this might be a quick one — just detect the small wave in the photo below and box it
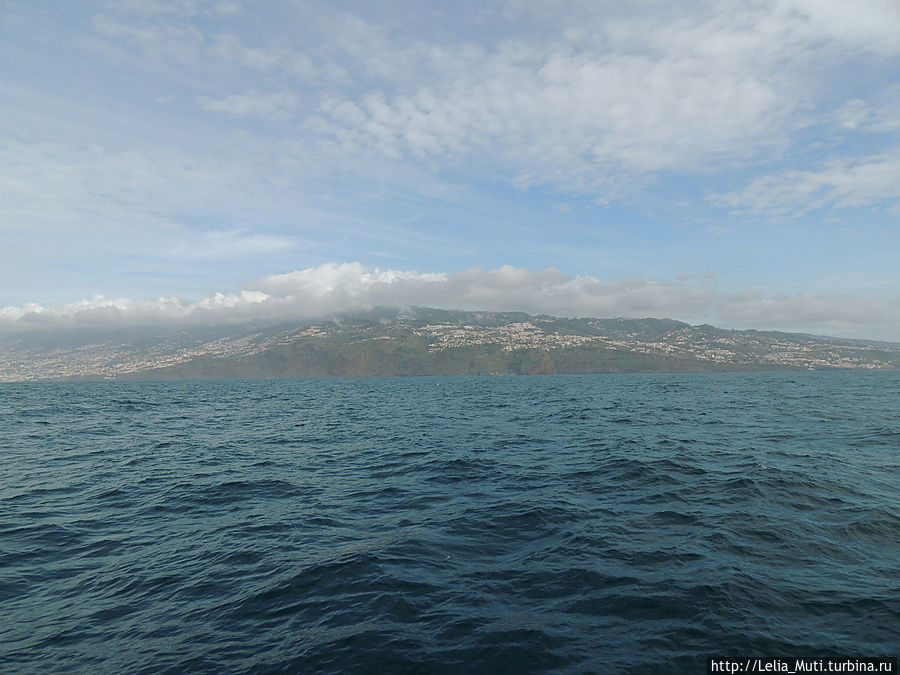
[3,371,898,673]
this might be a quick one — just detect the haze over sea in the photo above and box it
[2,372,898,673]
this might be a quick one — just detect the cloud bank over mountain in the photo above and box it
[2,264,897,341]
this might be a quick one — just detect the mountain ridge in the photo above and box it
[2,307,898,382]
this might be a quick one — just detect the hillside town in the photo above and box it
[1,312,897,381]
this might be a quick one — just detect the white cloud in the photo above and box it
[0,133,323,237]
[91,13,206,64]
[169,229,297,258]
[712,150,900,216]
[0,290,271,329]
[2,263,898,340]
[314,26,792,184]
[308,0,900,192]
[716,288,900,332]
[777,0,900,56]
[88,0,900,196]
[198,91,296,119]
[832,91,900,134]
[507,0,900,56]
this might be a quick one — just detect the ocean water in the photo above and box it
[1,372,898,673]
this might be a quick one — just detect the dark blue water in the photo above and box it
[2,372,898,673]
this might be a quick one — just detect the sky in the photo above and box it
[2,0,899,339]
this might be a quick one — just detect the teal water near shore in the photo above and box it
[2,372,898,673]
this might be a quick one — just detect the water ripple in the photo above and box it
[2,372,898,673]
